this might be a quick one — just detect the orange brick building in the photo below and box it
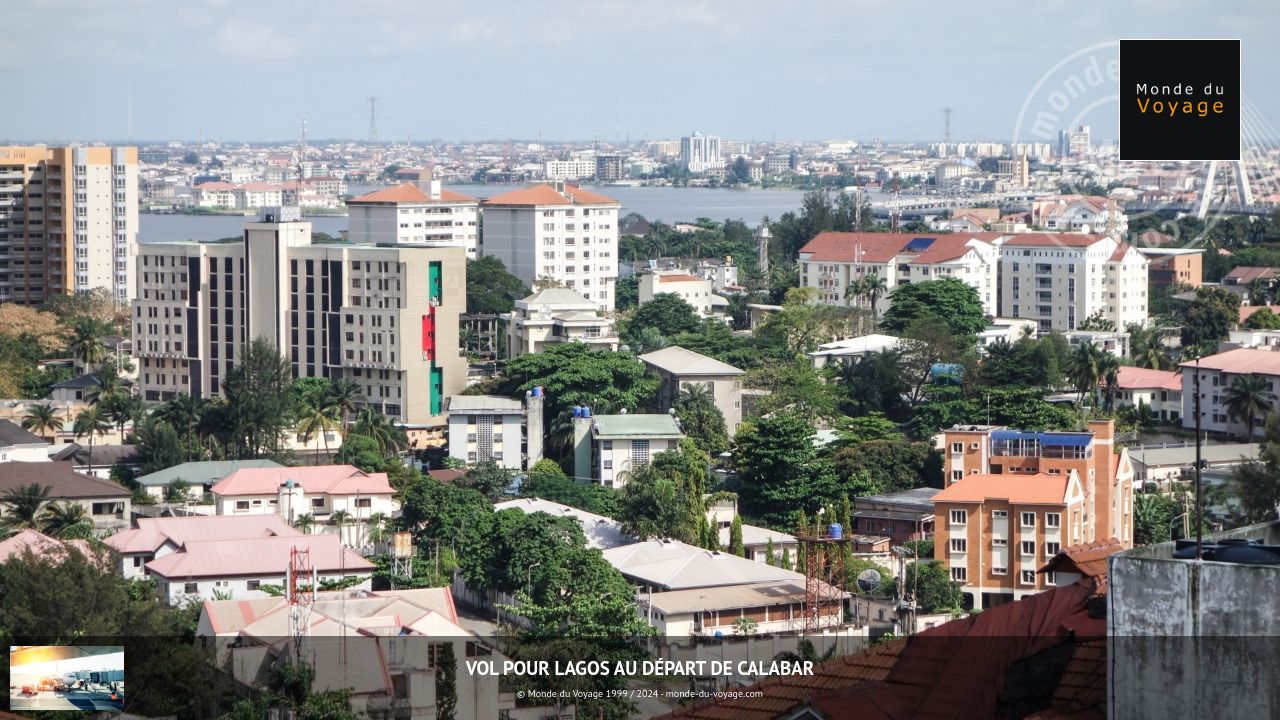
[932,420,1133,609]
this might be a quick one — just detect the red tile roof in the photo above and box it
[1038,537,1124,596]
[1109,243,1137,262]
[1115,366,1181,392]
[1223,266,1280,284]
[932,472,1073,505]
[481,183,618,206]
[1179,347,1280,376]
[348,182,476,204]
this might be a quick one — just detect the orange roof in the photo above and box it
[1180,347,1280,376]
[799,232,998,265]
[932,472,1072,505]
[998,232,1108,248]
[1239,305,1272,323]
[1109,242,1137,262]
[1115,365,1181,392]
[348,182,476,204]
[481,183,618,206]
[658,273,704,283]
[1039,537,1124,596]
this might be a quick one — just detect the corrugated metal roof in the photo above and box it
[590,414,684,439]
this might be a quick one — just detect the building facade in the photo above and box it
[445,393,544,470]
[638,345,745,434]
[1180,348,1280,438]
[571,412,684,487]
[503,287,618,358]
[996,233,1148,332]
[132,208,465,429]
[679,133,724,172]
[346,182,480,258]
[479,183,620,310]
[0,146,137,305]
[637,271,727,320]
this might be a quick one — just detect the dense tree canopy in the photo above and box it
[731,412,842,528]
[880,278,988,336]
[466,255,529,314]
[625,293,701,342]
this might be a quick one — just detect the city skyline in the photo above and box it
[3,0,1278,144]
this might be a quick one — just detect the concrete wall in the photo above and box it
[1109,522,1280,719]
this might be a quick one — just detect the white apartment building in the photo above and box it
[638,270,727,320]
[0,146,137,305]
[680,132,724,172]
[503,287,619,359]
[996,233,1148,333]
[797,232,1000,317]
[544,158,597,181]
[480,182,620,310]
[1114,366,1182,422]
[445,392,544,470]
[571,412,685,488]
[132,207,466,430]
[347,181,480,258]
[1181,348,1280,438]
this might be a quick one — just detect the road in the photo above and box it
[9,688,125,712]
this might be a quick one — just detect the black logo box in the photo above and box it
[1119,39,1240,161]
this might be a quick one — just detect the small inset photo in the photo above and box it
[9,645,125,712]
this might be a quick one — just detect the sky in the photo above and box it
[2,0,1278,144]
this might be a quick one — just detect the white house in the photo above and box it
[638,271,728,320]
[0,462,131,534]
[105,514,302,580]
[806,334,903,369]
[571,411,685,488]
[133,459,283,501]
[1181,348,1280,438]
[347,182,480,258]
[445,393,544,470]
[503,287,619,359]
[0,420,51,463]
[638,346,745,434]
[1113,366,1182,421]
[210,464,397,544]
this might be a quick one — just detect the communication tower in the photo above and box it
[794,523,850,633]
[287,546,317,664]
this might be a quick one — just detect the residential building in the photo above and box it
[346,181,480,257]
[1222,265,1280,287]
[503,287,618,358]
[0,462,130,534]
[210,464,396,544]
[143,532,373,603]
[932,470,1090,608]
[797,232,1000,317]
[639,345,745,434]
[445,392,544,470]
[494,497,632,550]
[1180,348,1280,437]
[1028,194,1126,235]
[1138,247,1203,288]
[995,233,1148,332]
[571,411,685,487]
[198,587,511,720]
[977,318,1039,347]
[479,182,621,310]
[637,271,727,320]
[0,528,98,565]
[47,443,140,479]
[133,458,283,500]
[692,256,739,291]
[807,334,903,369]
[0,420,50,462]
[716,523,799,565]
[1113,366,1182,421]
[850,487,939,543]
[679,132,723,172]
[1059,125,1091,157]
[49,372,133,403]
[1065,329,1131,357]
[1128,442,1258,490]
[595,154,624,181]
[544,157,596,181]
[939,420,1134,556]
[132,207,465,430]
[0,145,137,305]
[105,514,301,580]
[997,155,1029,186]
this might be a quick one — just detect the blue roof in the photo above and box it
[990,430,1092,447]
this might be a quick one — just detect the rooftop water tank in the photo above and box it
[828,523,844,539]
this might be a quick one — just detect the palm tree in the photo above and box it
[293,513,315,535]
[86,362,122,405]
[1128,323,1174,371]
[329,510,351,545]
[773,638,837,666]
[155,393,203,460]
[352,407,407,455]
[324,379,364,436]
[365,512,389,547]
[1068,342,1107,406]
[72,405,110,471]
[39,501,92,539]
[844,276,866,309]
[861,273,888,323]
[68,319,109,373]
[1223,375,1275,438]
[296,401,340,461]
[1101,358,1121,412]
[21,404,63,441]
[1,483,51,534]
[98,391,141,441]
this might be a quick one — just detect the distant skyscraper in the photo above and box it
[0,146,137,305]
[595,154,624,182]
[1059,126,1092,158]
[679,132,724,172]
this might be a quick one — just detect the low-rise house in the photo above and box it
[445,392,544,470]
[638,271,728,320]
[851,487,939,543]
[0,528,99,565]
[145,532,373,604]
[48,443,142,479]
[106,514,302,579]
[197,587,511,720]
[571,411,685,488]
[504,288,619,359]
[1113,366,1182,421]
[211,464,397,544]
[639,346,745,434]
[806,334,903,369]
[0,462,131,534]
[1064,329,1130,358]
[1128,442,1259,490]
[717,523,799,564]
[48,373,133,403]
[1180,348,1280,438]
[133,459,284,501]
[494,497,632,550]
[0,420,51,463]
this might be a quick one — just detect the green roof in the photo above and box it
[135,459,284,487]
[591,414,684,439]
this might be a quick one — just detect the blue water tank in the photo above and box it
[582,406,592,418]
[572,406,582,418]
[532,386,543,397]
[828,523,844,539]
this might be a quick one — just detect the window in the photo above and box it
[949,538,967,553]
[1021,570,1037,585]
[950,442,963,453]
[602,440,613,450]
[949,509,967,525]
[356,498,372,509]
[992,566,1007,575]
[950,469,963,482]
[1021,512,1036,527]
[603,459,613,470]
[1046,513,1061,528]
[132,556,143,568]
[311,498,324,508]
[1021,540,1036,556]
[1045,541,1061,557]
[247,580,260,591]
[184,583,198,594]
[950,566,967,582]
[992,538,1007,546]
[992,510,1008,519]
[235,500,250,511]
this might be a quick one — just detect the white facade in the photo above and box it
[544,158,596,181]
[480,183,621,311]
[680,133,724,172]
[504,287,618,359]
[638,271,726,320]
[1181,349,1280,438]
[347,182,480,258]
[445,394,543,470]
[639,346,745,434]
[572,413,685,488]
[997,234,1148,333]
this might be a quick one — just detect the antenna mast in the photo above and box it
[288,546,317,664]
[368,96,378,143]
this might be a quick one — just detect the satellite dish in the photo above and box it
[857,568,882,593]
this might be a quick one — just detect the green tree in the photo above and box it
[223,338,295,458]
[833,440,943,493]
[293,513,315,534]
[350,406,408,455]
[1223,374,1275,438]
[21,402,63,441]
[732,413,841,528]
[616,446,705,542]
[626,292,701,341]
[1077,310,1116,331]
[457,459,513,500]
[324,379,364,436]
[615,274,640,311]
[397,476,491,544]
[1133,491,1181,545]
[1127,323,1175,370]
[756,287,866,354]
[72,404,110,470]
[39,501,92,539]
[904,560,963,613]
[299,689,359,720]
[435,642,457,720]
[749,358,843,421]
[898,316,974,406]
[334,432,387,472]
[728,515,745,556]
[68,317,110,371]
[154,393,204,461]
[519,459,619,516]
[1230,412,1280,524]
[466,255,530,314]
[1243,307,1280,330]
[880,277,987,336]
[674,382,729,457]
[1180,286,1241,355]
[837,349,911,420]
[135,419,187,475]
[163,478,192,503]
[773,638,837,665]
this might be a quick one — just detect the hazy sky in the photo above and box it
[3,0,1277,144]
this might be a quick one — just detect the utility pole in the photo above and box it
[1194,357,1203,560]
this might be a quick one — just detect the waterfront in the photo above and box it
[138,184,816,243]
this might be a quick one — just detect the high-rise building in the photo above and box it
[0,146,137,305]
[595,154,624,182]
[1058,125,1091,157]
[480,183,620,310]
[679,132,724,172]
[346,181,479,258]
[132,207,465,431]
